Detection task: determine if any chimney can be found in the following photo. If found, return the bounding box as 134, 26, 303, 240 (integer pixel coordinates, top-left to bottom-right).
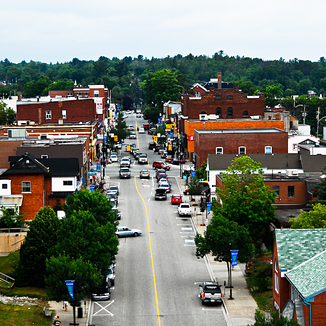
218, 72, 222, 89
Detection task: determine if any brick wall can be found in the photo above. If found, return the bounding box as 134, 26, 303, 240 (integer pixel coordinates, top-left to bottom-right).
17, 99, 96, 124
185, 120, 285, 154
10, 174, 45, 221
0, 140, 23, 169
194, 130, 288, 168
182, 87, 265, 119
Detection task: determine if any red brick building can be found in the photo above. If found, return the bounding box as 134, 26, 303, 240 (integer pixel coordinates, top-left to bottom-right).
16, 98, 96, 125
194, 128, 288, 168
1, 154, 79, 221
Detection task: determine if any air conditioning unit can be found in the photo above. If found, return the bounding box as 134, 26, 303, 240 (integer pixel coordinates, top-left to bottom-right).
199, 114, 208, 121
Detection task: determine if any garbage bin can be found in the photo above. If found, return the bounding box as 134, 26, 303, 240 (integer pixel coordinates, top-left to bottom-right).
77, 307, 83, 318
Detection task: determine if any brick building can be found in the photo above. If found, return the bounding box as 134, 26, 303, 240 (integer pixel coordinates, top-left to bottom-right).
273, 229, 326, 326
194, 128, 288, 168
1, 153, 80, 221
16, 98, 96, 125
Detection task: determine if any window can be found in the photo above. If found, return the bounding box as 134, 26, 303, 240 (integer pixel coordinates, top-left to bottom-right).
273, 186, 280, 198
216, 107, 222, 117
239, 147, 246, 154
2, 183, 8, 189
46, 110, 52, 119
291, 285, 299, 301
243, 110, 249, 117
215, 95, 222, 100
41, 155, 48, 159
227, 107, 233, 117
265, 146, 272, 154
195, 91, 201, 97
62, 110, 67, 119
288, 186, 295, 198
274, 272, 279, 293
63, 180, 73, 186
94, 90, 99, 98
22, 181, 31, 193
293, 144, 298, 150
216, 147, 223, 154
226, 95, 234, 100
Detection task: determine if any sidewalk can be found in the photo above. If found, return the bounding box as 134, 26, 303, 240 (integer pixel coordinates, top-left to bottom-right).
48, 297, 90, 326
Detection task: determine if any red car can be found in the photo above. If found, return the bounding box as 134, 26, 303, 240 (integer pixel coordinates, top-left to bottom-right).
152, 161, 171, 170
165, 155, 173, 163
171, 194, 182, 205
245, 258, 272, 274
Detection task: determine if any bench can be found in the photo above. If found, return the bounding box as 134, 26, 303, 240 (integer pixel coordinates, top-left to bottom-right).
43, 306, 51, 317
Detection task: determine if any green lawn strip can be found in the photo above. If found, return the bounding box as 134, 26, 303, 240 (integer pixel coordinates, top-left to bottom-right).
0, 303, 53, 326
250, 289, 273, 312
0, 253, 17, 275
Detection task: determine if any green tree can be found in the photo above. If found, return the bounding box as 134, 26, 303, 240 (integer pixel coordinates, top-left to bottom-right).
45, 254, 101, 305
143, 106, 161, 123
261, 84, 284, 107
0, 101, 16, 125
196, 160, 207, 180
0, 205, 24, 228
195, 214, 253, 286
64, 189, 117, 226
289, 203, 326, 229
15, 207, 61, 286
216, 156, 276, 241
143, 69, 184, 108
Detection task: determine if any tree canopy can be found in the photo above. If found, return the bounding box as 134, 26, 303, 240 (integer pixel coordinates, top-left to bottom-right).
215, 156, 276, 241
289, 203, 326, 229
0, 101, 16, 125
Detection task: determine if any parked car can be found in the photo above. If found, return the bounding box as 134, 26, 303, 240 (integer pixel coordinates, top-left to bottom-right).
178, 203, 192, 217
199, 282, 222, 305
140, 169, 150, 179
159, 183, 171, 193
171, 194, 182, 205
115, 226, 142, 237
155, 188, 167, 200
110, 154, 118, 162
119, 168, 131, 179
92, 280, 111, 301
106, 265, 115, 286
111, 207, 121, 220
106, 191, 118, 206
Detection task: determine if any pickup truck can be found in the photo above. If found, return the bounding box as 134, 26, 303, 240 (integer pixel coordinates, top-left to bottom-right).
199, 282, 223, 305
178, 203, 192, 217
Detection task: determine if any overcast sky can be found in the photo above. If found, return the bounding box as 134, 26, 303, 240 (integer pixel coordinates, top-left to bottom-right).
2, 0, 326, 64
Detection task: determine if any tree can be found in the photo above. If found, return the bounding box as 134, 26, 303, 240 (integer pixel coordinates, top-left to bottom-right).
196, 160, 207, 180
195, 214, 253, 286
0, 101, 16, 125
143, 69, 184, 108
261, 84, 284, 107
0, 205, 24, 228
289, 203, 326, 229
15, 207, 61, 286
216, 156, 276, 241
64, 189, 117, 226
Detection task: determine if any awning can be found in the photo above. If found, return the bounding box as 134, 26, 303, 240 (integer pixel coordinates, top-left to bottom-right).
0, 195, 23, 207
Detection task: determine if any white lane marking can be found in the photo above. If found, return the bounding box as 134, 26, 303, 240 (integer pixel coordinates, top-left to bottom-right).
93, 300, 114, 317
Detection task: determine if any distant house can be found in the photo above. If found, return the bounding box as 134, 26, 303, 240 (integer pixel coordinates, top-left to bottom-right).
273, 229, 326, 326
0, 153, 79, 220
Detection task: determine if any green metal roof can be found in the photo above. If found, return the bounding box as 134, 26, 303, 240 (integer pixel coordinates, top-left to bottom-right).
275, 229, 326, 271
285, 250, 326, 299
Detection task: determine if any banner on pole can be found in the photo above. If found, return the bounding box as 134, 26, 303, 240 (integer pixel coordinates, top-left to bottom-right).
231, 250, 239, 267
207, 202, 213, 215
65, 280, 75, 299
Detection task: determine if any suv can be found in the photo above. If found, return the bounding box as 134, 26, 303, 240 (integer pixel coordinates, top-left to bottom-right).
152, 161, 171, 170
119, 168, 131, 179
138, 153, 148, 164
155, 188, 167, 200
120, 157, 131, 167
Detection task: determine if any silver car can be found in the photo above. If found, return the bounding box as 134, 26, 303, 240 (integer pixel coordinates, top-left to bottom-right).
115, 226, 142, 238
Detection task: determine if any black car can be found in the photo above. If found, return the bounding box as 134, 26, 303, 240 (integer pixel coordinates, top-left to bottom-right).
155, 188, 167, 200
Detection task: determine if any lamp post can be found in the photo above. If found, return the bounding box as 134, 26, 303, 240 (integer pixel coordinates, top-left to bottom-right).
316, 107, 326, 138
293, 103, 306, 124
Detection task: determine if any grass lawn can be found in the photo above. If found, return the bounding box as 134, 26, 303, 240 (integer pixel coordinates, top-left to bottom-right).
250, 289, 273, 312
0, 303, 53, 326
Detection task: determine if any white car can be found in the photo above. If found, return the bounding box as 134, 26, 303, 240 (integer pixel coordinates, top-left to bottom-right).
110, 154, 118, 162
178, 203, 192, 217
115, 226, 142, 237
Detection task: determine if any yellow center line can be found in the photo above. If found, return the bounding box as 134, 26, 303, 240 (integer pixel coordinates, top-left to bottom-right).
134, 176, 161, 326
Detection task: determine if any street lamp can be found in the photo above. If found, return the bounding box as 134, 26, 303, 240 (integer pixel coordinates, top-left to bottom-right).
293, 104, 306, 124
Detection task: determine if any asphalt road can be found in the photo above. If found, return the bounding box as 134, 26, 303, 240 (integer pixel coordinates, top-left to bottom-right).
90, 114, 227, 326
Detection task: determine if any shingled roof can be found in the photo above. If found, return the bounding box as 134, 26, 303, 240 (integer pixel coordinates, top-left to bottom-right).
285, 249, 326, 300
275, 229, 326, 272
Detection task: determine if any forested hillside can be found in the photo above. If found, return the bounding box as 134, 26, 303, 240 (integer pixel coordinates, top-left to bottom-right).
1, 53, 326, 101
